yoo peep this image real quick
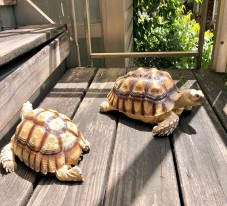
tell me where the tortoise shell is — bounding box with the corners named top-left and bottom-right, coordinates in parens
top-left (107, 67), bottom-right (179, 116)
top-left (13, 108), bottom-right (84, 174)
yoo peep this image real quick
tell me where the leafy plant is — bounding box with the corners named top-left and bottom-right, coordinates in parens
top-left (133, 0), bottom-right (213, 69)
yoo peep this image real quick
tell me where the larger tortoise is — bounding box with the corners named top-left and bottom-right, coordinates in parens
top-left (0, 101), bottom-right (90, 181)
top-left (100, 67), bottom-right (204, 136)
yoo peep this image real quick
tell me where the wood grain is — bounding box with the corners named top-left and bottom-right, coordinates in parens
top-left (103, 68), bottom-right (180, 206)
top-left (104, 116), bottom-right (180, 206)
top-left (26, 68), bottom-right (127, 206)
top-left (0, 0), bottom-right (16, 6)
top-left (0, 31), bottom-right (70, 141)
top-left (193, 70), bottom-right (227, 132)
top-left (0, 24), bottom-right (66, 66)
top-left (169, 69), bottom-right (227, 205)
top-left (0, 67), bottom-right (96, 205)
top-left (39, 67), bottom-right (96, 118)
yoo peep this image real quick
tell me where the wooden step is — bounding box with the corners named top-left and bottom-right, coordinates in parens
top-left (0, 29), bottom-right (70, 145)
top-left (0, 24), bottom-right (66, 66)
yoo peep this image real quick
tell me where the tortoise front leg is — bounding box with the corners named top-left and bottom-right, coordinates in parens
top-left (0, 135), bottom-right (17, 172)
top-left (56, 165), bottom-right (84, 181)
top-left (152, 112), bottom-right (179, 136)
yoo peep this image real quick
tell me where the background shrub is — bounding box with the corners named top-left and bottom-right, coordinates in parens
top-left (133, 0), bottom-right (213, 69)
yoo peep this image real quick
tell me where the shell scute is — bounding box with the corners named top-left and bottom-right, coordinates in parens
top-left (13, 108), bottom-right (85, 174)
top-left (40, 133), bottom-right (61, 155)
top-left (108, 67), bottom-right (179, 116)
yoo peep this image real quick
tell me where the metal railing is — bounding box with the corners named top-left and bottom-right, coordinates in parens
top-left (82, 0), bottom-right (208, 69)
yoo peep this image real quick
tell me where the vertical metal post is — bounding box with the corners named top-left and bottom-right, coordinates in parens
top-left (83, 0), bottom-right (93, 67)
top-left (196, 0), bottom-right (209, 69)
top-left (69, 0), bottom-right (81, 67)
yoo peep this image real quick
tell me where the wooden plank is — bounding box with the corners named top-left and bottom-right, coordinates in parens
top-left (0, 0), bottom-right (16, 6)
top-left (0, 31), bottom-right (70, 141)
top-left (105, 117), bottom-right (180, 205)
top-left (0, 159), bottom-right (38, 206)
top-left (103, 68), bottom-right (180, 205)
top-left (39, 67), bottom-right (96, 118)
top-left (26, 68), bottom-right (126, 206)
top-left (169, 69), bottom-right (227, 205)
top-left (193, 70), bottom-right (227, 132)
top-left (0, 67), bottom-right (96, 206)
top-left (0, 24), bottom-right (66, 66)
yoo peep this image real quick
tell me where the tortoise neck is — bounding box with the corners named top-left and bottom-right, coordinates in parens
top-left (173, 90), bottom-right (189, 109)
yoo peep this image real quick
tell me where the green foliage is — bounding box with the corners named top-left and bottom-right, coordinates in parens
top-left (133, 0), bottom-right (213, 69)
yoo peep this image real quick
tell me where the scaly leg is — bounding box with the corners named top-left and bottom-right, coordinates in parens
top-left (152, 112), bottom-right (179, 136)
top-left (0, 135), bottom-right (17, 172)
top-left (78, 130), bottom-right (91, 152)
top-left (99, 101), bottom-right (116, 112)
top-left (56, 165), bottom-right (84, 181)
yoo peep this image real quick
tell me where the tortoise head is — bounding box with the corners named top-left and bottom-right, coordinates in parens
top-left (176, 89), bottom-right (204, 108)
top-left (20, 101), bottom-right (33, 121)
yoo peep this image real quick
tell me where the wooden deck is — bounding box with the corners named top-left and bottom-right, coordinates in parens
top-left (0, 67), bottom-right (227, 206)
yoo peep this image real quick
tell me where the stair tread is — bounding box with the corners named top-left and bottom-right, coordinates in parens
top-left (0, 24), bottom-right (66, 66)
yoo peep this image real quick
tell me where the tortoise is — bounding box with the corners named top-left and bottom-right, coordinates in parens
top-left (0, 101), bottom-right (90, 181)
top-left (99, 67), bottom-right (204, 136)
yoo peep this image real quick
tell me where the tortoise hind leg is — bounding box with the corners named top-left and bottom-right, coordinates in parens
top-left (99, 101), bottom-right (116, 112)
top-left (56, 165), bottom-right (84, 181)
top-left (78, 130), bottom-right (91, 152)
top-left (0, 135), bottom-right (17, 172)
top-left (152, 112), bottom-right (179, 136)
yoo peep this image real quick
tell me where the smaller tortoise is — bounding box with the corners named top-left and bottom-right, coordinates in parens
top-left (100, 67), bottom-right (204, 136)
top-left (0, 101), bottom-right (90, 181)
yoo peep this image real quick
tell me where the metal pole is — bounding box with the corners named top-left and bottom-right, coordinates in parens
top-left (196, 0), bottom-right (209, 69)
top-left (69, 0), bottom-right (81, 67)
top-left (83, 0), bottom-right (93, 67)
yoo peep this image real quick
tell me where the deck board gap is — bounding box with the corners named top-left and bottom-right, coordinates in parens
top-left (169, 135), bottom-right (186, 206)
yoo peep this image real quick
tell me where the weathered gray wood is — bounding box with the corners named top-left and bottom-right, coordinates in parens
top-left (193, 69), bottom-right (227, 132)
top-left (169, 69), bottom-right (227, 205)
top-left (39, 67), bottom-right (96, 118)
top-left (0, 160), bottom-right (38, 206)
top-left (0, 61), bottom-right (66, 149)
top-left (105, 117), bottom-right (180, 206)
top-left (0, 31), bottom-right (70, 141)
top-left (0, 0), bottom-right (16, 6)
top-left (0, 67), bottom-right (96, 206)
top-left (103, 68), bottom-right (180, 205)
top-left (0, 24), bottom-right (66, 66)
top-left (26, 68), bottom-right (126, 206)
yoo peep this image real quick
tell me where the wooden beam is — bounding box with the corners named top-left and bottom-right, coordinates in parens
top-left (0, 0), bottom-right (16, 6)
top-left (211, 0), bottom-right (227, 72)
top-left (100, 0), bottom-right (125, 67)
top-left (0, 31), bottom-right (70, 138)
top-left (0, 24), bottom-right (67, 66)
top-left (196, 0), bottom-right (209, 69)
